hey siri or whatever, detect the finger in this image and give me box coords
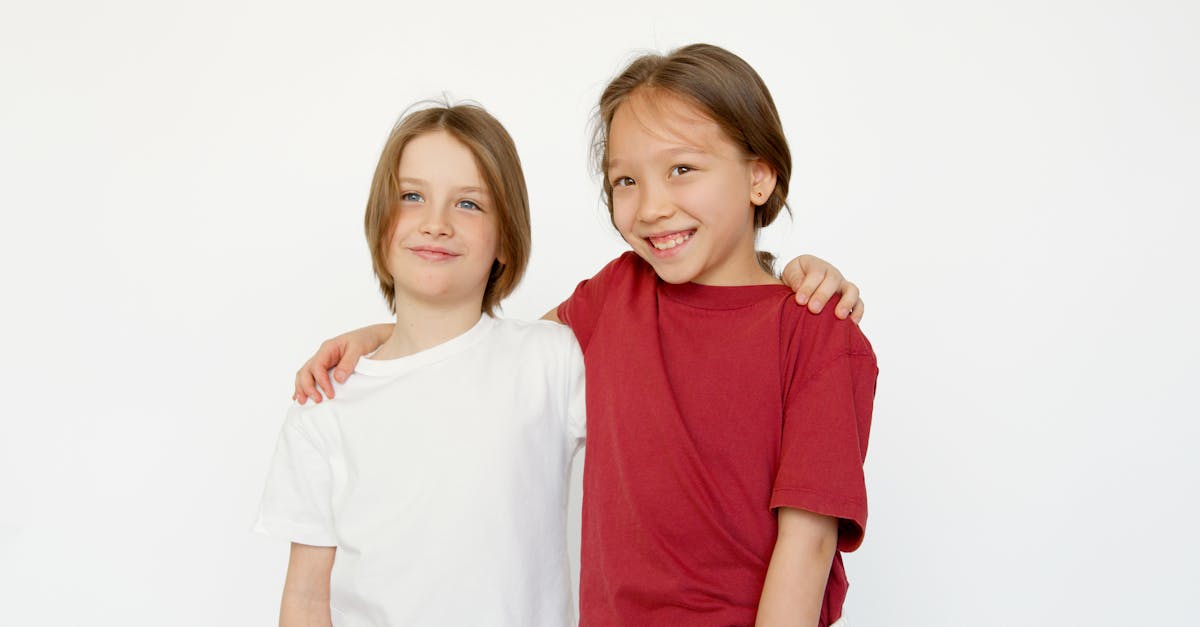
[333,348,365,384]
[834,282,860,319]
[300,364,323,404]
[791,267,826,306]
[294,371,309,405]
[851,299,865,324]
[806,269,841,313]
[780,257,805,296]
[314,364,335,402]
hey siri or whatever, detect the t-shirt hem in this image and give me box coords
[252,516,337,547]
[770,486,866,513]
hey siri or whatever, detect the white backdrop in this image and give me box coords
[2,1,1198,625]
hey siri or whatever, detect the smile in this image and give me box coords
[408,246,460,261]
[646,230,695,251]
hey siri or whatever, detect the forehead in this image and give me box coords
[397,130,486,187]
[608,89,734,157]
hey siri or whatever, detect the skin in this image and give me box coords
[606,89,779,286]
[279,543,335,627]
[755,509,839,626]
[372,130,500,359]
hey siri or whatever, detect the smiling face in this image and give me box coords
[606,90,778,286]
[385,130,500,311]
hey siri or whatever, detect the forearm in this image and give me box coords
[755,507,838,627]
[279,543,335,627]
[280,593,332,627]
[366,323,393,345]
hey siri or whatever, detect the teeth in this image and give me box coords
[651,232,692,250]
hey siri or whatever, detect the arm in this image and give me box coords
[293,308,563,403]
[279,543,336,627]
[538,255,861,326]
[780,255,864,322]
[755,507,839,627]
[293,323,392,404]
[295,256,861,402]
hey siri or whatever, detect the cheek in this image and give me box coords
[477,219,502,262]
[387,212,414,244]
[610,193,636,231]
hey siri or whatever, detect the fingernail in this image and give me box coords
[796,294,808,305]
[811,300,824,312]
[335,370,346,382]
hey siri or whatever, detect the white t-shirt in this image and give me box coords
[255,315,586,626]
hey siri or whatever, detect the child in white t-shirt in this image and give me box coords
[255,103,585,626]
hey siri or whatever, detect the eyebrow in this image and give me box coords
[608,146,709,172]
[398,177,488,196]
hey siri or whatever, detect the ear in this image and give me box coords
[749,159,777,207]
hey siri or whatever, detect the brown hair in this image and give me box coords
[364,102,531,315]
[593,43,791,273]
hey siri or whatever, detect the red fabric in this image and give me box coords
[559,253,878,627]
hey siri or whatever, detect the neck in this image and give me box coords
[695,231,783,286]
[372,298,485,360]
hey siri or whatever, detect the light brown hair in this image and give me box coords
[593,43,792,273]
[364,102,531,315]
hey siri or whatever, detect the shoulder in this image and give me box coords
[780,295,876,379]
[281,396,339,446]
[489,317,582,357]
[289,369,376,420]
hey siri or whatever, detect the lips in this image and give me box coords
[408,246,460,261]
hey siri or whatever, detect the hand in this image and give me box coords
[781,255,864,322]
[292,324,390,404]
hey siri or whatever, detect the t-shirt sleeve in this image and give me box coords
[770,319,878,553]
[253,407,337,547]
[557,253,633,351]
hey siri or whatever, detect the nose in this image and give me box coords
[635,181,674,223]
[419,203,453,238]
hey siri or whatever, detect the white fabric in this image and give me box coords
[255,315,586,626]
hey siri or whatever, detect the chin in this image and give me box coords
[647,261,698,284]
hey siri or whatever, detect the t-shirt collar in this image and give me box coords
[354,314,497,377]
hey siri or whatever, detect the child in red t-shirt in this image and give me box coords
[294,44,875,627]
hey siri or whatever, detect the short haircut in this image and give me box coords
[364,102,531,315]
[592,43,792,273]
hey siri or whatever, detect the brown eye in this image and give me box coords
[612,176,635,187]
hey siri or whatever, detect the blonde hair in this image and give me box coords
[593,43,791,273]
[364,102,531,315]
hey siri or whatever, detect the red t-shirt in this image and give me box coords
[559,253,878,627]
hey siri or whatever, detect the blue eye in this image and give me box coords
[669,165,693,177]
[612,176,635,188]
[456,199,481,211]
[401,192,423,202]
